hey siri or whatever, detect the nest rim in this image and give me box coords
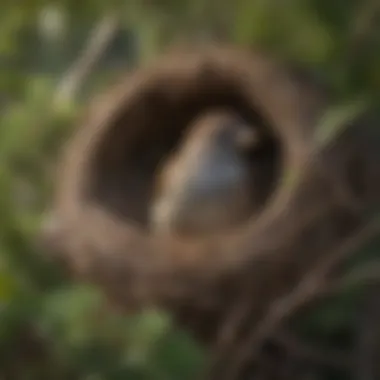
[53,45,322,256]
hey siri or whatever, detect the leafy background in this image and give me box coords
[0,1,379,379]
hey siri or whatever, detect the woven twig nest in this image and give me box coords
[44,46,380,379]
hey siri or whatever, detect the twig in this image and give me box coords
[205,201,363,378]
[327,260,380,296]
[223,218,380,379]
[289,260,380,302]
[53,13,120,107]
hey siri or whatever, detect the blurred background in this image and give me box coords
[0,1,379,379]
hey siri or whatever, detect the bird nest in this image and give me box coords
[44,46,380,379]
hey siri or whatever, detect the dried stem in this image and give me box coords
[220,219,379,379]
[54,13,120,107]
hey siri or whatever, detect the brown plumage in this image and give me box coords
[150,109,261,238]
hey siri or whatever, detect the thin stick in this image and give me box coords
[223,219,380,379]
[54,13,120,107]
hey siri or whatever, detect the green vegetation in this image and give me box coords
[0,1,379,379]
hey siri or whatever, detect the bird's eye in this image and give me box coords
[235,126,260,151]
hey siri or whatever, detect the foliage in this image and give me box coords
[0,0,378,379]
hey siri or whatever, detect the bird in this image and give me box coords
[149,109,262,238]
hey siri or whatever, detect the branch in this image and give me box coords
[53,13,120,107]
[221,219,380,379]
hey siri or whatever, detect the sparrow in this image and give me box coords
[150,109,261,238]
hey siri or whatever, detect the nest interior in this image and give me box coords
[87,55,290,231]
[59,47,327,238]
